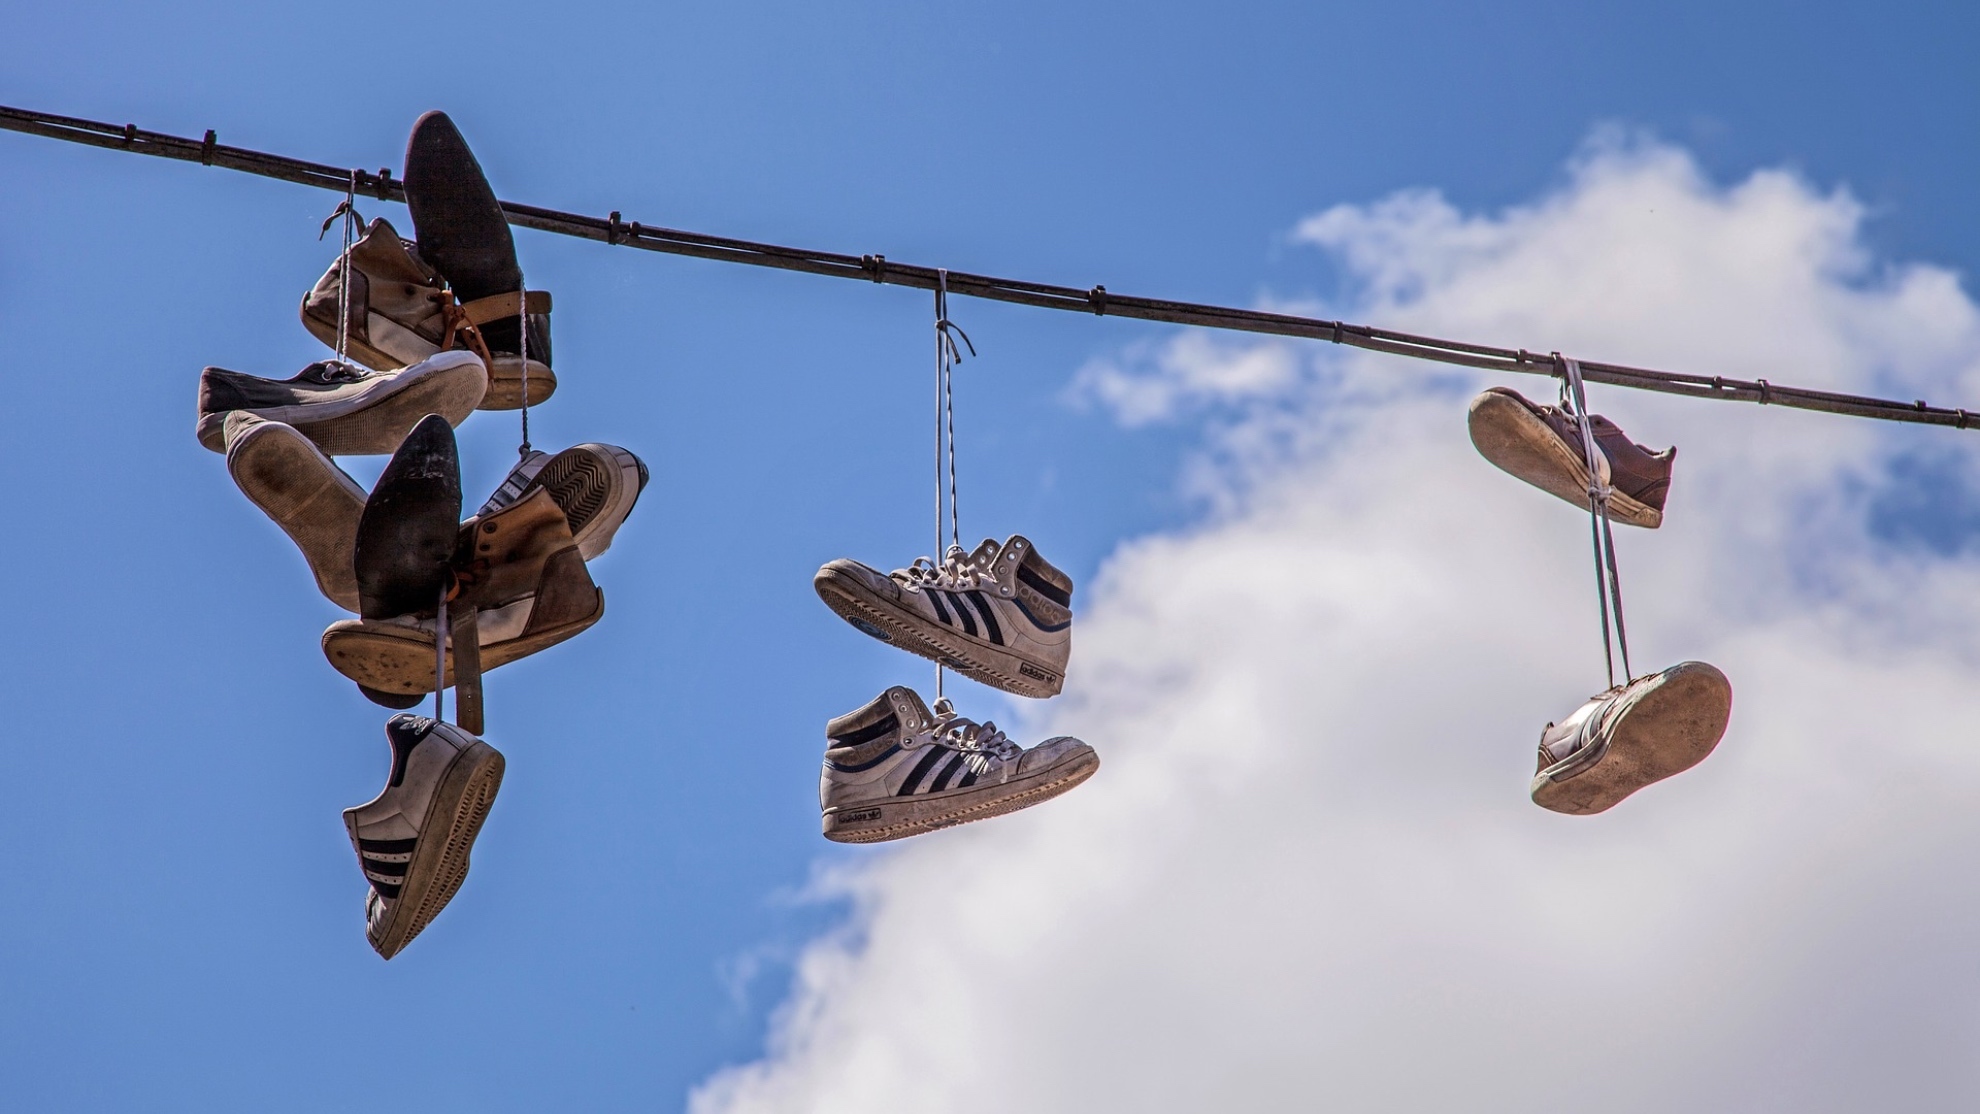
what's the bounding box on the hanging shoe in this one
[1531,661,1733,815]
[354,414,462,621]
[403,111,553,411]
[299,216,452,372]
[223,412,366,612]
[473,443,649,561]
[814,536,1074,699]
[196,351,486,456]
[820,686,1098,843]
[343,714,505,959]
[324,548,603,704]
[1467,387,1674,528]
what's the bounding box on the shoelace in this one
[902,545,995,592]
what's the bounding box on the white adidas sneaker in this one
[820,686,1098,843]
[814,536,1074,698]
[473,442,649,561]
[343,715,505,959]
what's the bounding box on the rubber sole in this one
[322,589,605,697]
[480,356,556,411]
[369,740,504,959]
[823,745,1099,843]
[1531,661,1733,815]
[1467,391,1661,529]
[226,420,366,612]
[196,352,487,457]
[814,566,1064,699]
[525,444,642,559]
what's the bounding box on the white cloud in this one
[695,135,1980,1113]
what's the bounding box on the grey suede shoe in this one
[815,536,1074,699]
[1531,661,1733,815]
[223,412,366,612]
[820,686,1098,843]
[1468,387,1674,528]
[196,350,486,456]
[344,715,504,959]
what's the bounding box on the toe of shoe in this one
[1020,737,1094,776]
[816,559,897,599]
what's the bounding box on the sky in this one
[3,2,1979,1110]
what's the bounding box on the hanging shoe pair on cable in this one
[193,109,553,456]
[806,276,1097,844]
[1466,364,1732,815]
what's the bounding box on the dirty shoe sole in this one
[227,419,366,612]
[322,590,605,698]
[1532,661,1733,815]
[195,351,487,457]
[823,745,1099,843]
[369,740,505,959]
[814,564,1064,699]
[481,356,555,411]
[1467,391,1661,529]
[526,443,642,559]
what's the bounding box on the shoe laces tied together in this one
[901,543,996,593]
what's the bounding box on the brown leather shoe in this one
[1467,387,1674,528]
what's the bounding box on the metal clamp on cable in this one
[607,211,623,246]
[1088,285,1108,316]
[199,129,216,165]
[863,254,887,283]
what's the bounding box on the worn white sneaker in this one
[343,715,505,959]
[223,412,365,612]
[195,350,487,456]
[1531,661,1733,815]
[474,443,649,561]
[820,686,1098,843]
[814,536,1074,698]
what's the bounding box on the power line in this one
[5,101,1976,433]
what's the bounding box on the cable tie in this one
[1332,321,1343,344]
[864,254,886,283]
[121,124,135,148]
[1958,409,1970,430]
[630,221,643,241]
[373,168,392,201]
[199,129,216,165]
[1088,285,1108,315]
[1757,379,1771,404]
[1916,399,1929,411]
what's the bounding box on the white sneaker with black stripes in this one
[474,442,649,560]
[343,715,505,959]
[814,535,1074,698]
[820,685,1098,843]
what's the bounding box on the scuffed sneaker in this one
[1531,661,1733,815]
[820,686,1098,843]
[1467,386,1674,528]
[815,536,1074,698]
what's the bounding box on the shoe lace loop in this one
[902,707,1022,767]
[901,544,995,592]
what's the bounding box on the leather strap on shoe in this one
[458,290,551,326]
[450,596,484,736]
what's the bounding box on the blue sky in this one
[3,2,1979,1110]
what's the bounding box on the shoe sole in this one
[369,740,505,959]
[525,444,642,560]
[196,351,487,456]
[1531,661,1732,815]
[813,566,1065,699]
[1467,391,1662,529]
[480,356,556,411]
[822,745,1099,843]
[226,420,366,612]
[322,589,606,697]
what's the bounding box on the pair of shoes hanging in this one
[1467,377,1732,814]
[193,110,554,456]
[321,419,643,708]
[810,538,1099,843]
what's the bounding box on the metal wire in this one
[7,101,1980,432]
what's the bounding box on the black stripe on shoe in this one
[829,714,900,749]
[966,591,1004,645]
[928,590,954,626]
[928,752,970,792]
[363,858,409,880]
[370,879,403,900]
[359,837,420,854]
[825,744,902,773]
[946,592,978,637]
[1017,563,1072,606]
[896,748,950,796]
[956,767,980,789]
